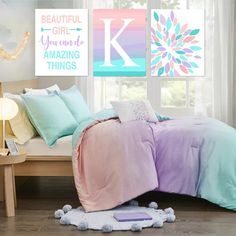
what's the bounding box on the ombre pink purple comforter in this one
[72,119,158,212]
[73,113,236,212]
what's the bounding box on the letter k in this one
[100,18,139,67]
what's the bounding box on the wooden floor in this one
[0,177,236,236]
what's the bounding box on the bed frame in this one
[0,78,75,201]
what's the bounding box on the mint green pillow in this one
[58,85,92,124]
[21,94,78,147]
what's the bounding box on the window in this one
[82,0,209,117]
[156,0,206,116]
[161,81,186,107]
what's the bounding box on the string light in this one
[0,32,30,61]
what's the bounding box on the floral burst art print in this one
[151,10,204,77]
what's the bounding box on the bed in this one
[72,109,236,212]
[0,79,75,201]
[1,79,236,213]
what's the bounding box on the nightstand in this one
[0,151,26,217]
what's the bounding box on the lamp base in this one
[0,148,9,156]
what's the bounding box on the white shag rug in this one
[55,203,176,232]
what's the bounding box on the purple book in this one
[113,212,152,222]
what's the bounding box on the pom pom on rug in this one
[148,201,158,209]
[62,204,72,213]
[131,223,142,232]
[60,216,70,225]
[164,207,174,215]
[77,221,88,231]
[166,214,176,223]
[153,218,163,228]
[54,209,64,219]
[129,200,139,207]
[102,224,113,233]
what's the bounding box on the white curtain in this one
[212,0,235,126]
[194,0,214,118]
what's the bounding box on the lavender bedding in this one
[72,110,236,212]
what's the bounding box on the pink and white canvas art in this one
[151,10,204,77]
[35,9,88,76]
[93,9,146,77]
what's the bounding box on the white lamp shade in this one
[0,98,19,120]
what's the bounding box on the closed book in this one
[113,212,152,222]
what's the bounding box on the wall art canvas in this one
[151,10,204,77]
[93,9,146,77]
[35,9,88,76]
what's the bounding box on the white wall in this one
[0,0,74,83]
[0,0,36,82]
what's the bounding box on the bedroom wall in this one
[0,0,75,202]
[0,0,36,82]
[0,0,75,86]
[1,0,236,118]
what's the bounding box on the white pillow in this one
[24,84,60,95]
[4,93,38,144]
[111,100,158,123]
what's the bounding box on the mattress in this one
[20,135,72,156]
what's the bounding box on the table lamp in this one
[0,98,18,156]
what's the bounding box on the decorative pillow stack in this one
[111,100,158,123]
[21,93,79,147]
[4,84,62,145]
[6,84,160,148]
[19,85,92,147]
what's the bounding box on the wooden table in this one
[0,153,26,217]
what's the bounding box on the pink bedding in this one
[72,119,158,212]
